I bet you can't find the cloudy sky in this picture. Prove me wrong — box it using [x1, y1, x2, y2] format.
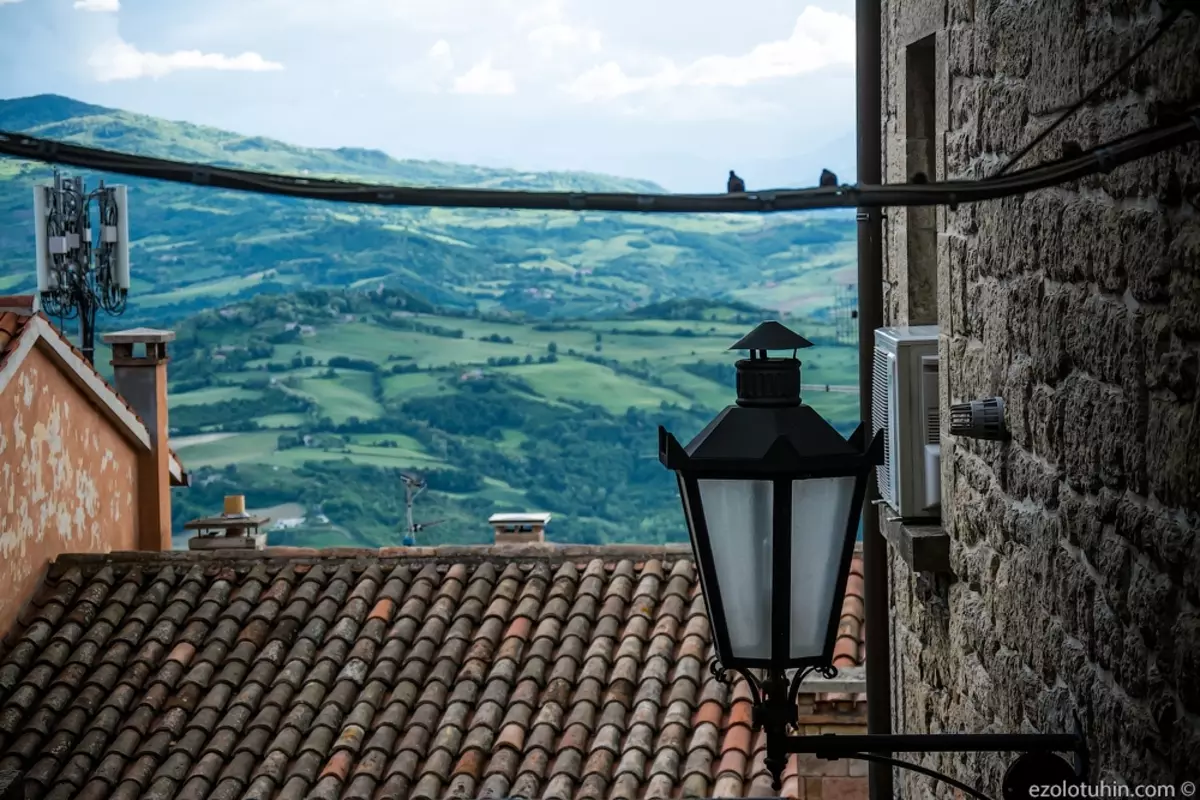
[0, 0, 858, 191]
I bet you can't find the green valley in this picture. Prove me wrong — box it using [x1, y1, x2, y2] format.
[0, 95, 857, 323]
[0, 94, 861, 548]
[160, 291, 859, 547]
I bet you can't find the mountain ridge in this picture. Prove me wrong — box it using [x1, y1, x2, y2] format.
[0, 94, 857, 325]
[0, 94, 860, 548]
[0, 94, 667, 193]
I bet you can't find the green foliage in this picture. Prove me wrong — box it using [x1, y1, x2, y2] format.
[165, 293, 861, 546]
[0, 95, 857, 324]
[0, 95, 865, 548]
[171, 388, 312, 434]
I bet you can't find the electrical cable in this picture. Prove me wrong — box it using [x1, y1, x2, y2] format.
[992, 6, 1187, 177]
[0, 110, 1197, 214]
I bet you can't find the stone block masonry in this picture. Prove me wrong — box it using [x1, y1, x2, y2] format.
[881, 0, 1200, 794]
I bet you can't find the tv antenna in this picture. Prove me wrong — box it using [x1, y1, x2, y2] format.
[32, 171, 132, 364]
[400, 472, 445, 546]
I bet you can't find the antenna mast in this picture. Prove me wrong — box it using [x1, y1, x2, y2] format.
[400, 473, 445, 546]
[33, 171, 132, 364]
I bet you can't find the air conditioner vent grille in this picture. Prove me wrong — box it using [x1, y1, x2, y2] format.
[927, 408, 941, 445]
[872, 347, 893, 504]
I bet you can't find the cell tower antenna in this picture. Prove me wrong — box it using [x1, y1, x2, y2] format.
[400, 472, 445, 546]
[834, 279, 859, 345]
[32, 170, 132, 364]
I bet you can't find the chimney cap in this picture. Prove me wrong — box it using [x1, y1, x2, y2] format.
[489, 512, 552, 525]
[103, 328, 176, 345]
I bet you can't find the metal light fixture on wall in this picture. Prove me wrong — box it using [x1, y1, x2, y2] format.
[658, 321, 881, 675]
[659, 321, 1087, 799]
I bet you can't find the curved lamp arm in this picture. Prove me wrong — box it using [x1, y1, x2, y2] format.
[850, 752, 995, 800]
[709, 658, 1088, 795]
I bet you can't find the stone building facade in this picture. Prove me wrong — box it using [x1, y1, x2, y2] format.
[879, 0, 1199, 794]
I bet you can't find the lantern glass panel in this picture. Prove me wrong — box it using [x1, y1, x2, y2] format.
[696, 478, 774, 660]
[788, 476, 857, 659]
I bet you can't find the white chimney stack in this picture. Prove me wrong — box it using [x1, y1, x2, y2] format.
[489, 512, 551, 546]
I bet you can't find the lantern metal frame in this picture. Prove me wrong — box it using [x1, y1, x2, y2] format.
[659, 420, 881, 676]
[658, 321, 1090, 800]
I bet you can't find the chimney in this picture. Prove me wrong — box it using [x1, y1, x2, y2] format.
[184, 495, 269, 551]
[103, 328, 175, 551]
[489, 512, 551, 546]
[0, 295, 39, 315]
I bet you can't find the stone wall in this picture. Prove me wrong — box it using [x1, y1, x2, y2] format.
[881, 0, 1200, 794]
[0, 346, 139, 638]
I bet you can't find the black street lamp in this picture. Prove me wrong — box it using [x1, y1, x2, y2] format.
[659, 321, 1088, 799]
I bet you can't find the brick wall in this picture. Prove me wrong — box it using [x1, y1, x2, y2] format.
[0, 347, 140, 638]
[881, 0, 1200, 794]
[797, 698, 870, 797]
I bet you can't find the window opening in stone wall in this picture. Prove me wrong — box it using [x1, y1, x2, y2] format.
[905, 34, 939, 326]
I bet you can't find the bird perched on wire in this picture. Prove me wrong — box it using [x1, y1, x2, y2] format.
[727, 170, 746, 193]
[819, 169, 839, 187]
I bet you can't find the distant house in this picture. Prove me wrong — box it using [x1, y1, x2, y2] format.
[0, 296, 188, 634]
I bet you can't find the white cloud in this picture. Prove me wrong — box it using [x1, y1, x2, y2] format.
[88, 38, 284, 82]
[74, 0, 119, 11]
[519, 0, 602, 57]
[528, 23, 601, 56]
[428, 39, 454, 69]
[567, 6, 853, 102]
[452, 59, 515, 95]
[389, 39, 457, 93]
[0, 0, 25, 5]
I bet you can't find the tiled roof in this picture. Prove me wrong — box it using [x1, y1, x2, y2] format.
[0, 311, 33, 368]
[0, 546, 866, 800]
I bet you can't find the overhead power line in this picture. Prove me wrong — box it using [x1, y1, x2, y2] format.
[0, 112, 1197, 214]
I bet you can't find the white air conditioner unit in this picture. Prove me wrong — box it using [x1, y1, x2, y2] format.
[872, 325, 940, 519]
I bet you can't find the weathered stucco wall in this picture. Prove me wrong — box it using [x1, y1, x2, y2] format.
[881, 0, 1200, 793]
[0, 346, 139, 638]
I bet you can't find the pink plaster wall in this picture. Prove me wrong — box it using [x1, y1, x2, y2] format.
[0, 346, 139, 638]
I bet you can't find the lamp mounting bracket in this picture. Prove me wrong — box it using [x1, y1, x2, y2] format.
[708, 656, 1089, 799]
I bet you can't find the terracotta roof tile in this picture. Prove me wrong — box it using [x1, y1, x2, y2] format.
[0, 546, 867, 798]
[0, 311, 32, 374]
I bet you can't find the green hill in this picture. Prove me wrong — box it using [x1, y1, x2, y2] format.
[151, 290, 860, 547]
[0, 94, 857, 322]
[0, 95, 863, 548]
